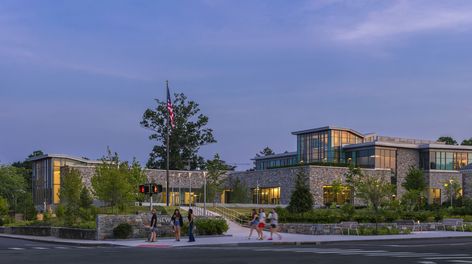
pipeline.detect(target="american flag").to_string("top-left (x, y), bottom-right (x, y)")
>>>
top-left (166, 86), bottom-right (175, 128)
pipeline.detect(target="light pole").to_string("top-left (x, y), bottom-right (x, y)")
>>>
top-left (203, 171), bottom-right (207, 216)
top-left (255, 180), bottom-right (260, 205)
top-left (449, 179), bottom-right (453, 207)
top-left (178, 173), bottom-right (181, 207)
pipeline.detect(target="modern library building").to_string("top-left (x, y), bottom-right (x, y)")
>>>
top-left (29, 126), bottom-right (472, 208)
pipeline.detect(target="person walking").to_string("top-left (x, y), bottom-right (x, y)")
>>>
top-left (187, 208), bottom-right (195, 242)
top-left (268, 208), bottom-right (282, 240)
top-left (257, 208), bottom-right (266, 240)
top-left (247, 209), bottom-right (259, 240)
top-left (171, 209), bottom-right (183, 241)
top-left (148, 209), bottom-right (158, 242)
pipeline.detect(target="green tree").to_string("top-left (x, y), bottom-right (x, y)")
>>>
top-left (11, 150), bottom-right (44, 192)
top-left (437, 136), bottom-right (458, 145)
top-left (347, 167), bottom-right (394, 230)
top-left (205, 154), bottom-right (228, 205)
top-left (128, 158), bottom-right (147, 203)
top-left (59, 167), bottom-right (83, 226)
top-left (91, 150), bottom-right (139, 213)
top-left (0, 197), bottom-right (9, 216)
top-left (16, 193), bottom-right (36, 220)
top-left (401, 166), bottom-right (427, 211)
top-left (461, 138), bottom-right (472, 146)
top-left (287, 169), bottom-right (313, 213)
top-left (228, 178), bottom-right (251, 203)
top-left (330, 179), bottom-right (344, 205)
top-left (443, 179), bottom-right (462, 207)
top-left (0, 165), bottom-right (26, 209)
top-left (141, 92), bottom-right (216, 170)
top-left (256, 147), bottom-right (275, 157)
top-left (344, 165), bottom-right (362, 205)
top-left (80, 186), bottom-right (93, 209)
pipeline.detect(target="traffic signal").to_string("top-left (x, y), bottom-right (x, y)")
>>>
top-left (152, 184), bottom-right (163, 194)
top-left (139, 184), bottom-right (150, 194)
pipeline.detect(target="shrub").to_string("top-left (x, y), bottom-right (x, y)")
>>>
top-left (182, 218), bottom-right (228, 235)
top-left (156, 206), bottom-right (167, 215)
top-left (113, 223), bottom-right (133, 239)
top-left (76, 221), bottom-right (96, 229)
top-left (287, 169), bottom-right (313, 213)
top-left (358, 226), bottom-right (407, 235)
top-left (56, 205), bottom-right (65, 218)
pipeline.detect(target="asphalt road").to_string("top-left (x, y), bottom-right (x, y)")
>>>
top-left (2, 237), bottom-right (472, 264)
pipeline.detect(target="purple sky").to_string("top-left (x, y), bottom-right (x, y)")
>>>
top-left (1, 1), bottom-right (472, 170)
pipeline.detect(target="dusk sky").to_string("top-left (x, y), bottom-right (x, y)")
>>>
top-left (1, 0), bottom-right (472, 170)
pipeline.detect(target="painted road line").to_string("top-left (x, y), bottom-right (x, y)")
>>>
top-left (8, 248), bottom-right (25, 250)
top-left (32, 247), bottom-right (48, 250)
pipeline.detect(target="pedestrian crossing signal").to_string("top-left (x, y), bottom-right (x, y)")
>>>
top-left (152, 184), bottom-right (163, 194)
top-left (139, 184), bottom-right (161, 194)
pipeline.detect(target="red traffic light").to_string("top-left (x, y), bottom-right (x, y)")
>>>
top-left (139, 185), bottom-right (145, 193)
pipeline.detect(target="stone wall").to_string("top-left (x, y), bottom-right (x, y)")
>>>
top-left (277, 222), bottom-right (456, 235)
top-left (229, 165), bottom-right (392, 207)
top-left (463, 172), bottom-right (472, 199)
top-left (426, 171), bottom-right (462, 203)
top-left (396, 148), bottom-right (420, 198)
top-left (0, 226), bottom-right (96, 240)
top-left (69, 166), bottom-right (208, 191)
top-left (96, 213), bottom-right (174, 240)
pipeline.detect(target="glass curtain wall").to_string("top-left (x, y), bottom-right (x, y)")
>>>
top-left (420, 151), bottom-right (472, 171)
top-left (298, 129), bottom-right (363, 164)
top-left (345, 147), bottom-right (396, 170)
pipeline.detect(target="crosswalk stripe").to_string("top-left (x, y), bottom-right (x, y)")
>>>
top-left (54, 247), bottom-right (69, 249)
top-left (8, 248), bottom-right (25, 250)
top-left (32, 247), bottom-right (48, 250)
top-left (448, 261), bottom-right (472, 263)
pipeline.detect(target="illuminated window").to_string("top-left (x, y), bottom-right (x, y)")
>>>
top-left (53, 160), bottom-right (61, 204)
top-left (428, 188), bottom-right (441, 204)
top-left (323, 186), bottom-right (351, 206)
top-left (252, 187), bottom-right (280, 204)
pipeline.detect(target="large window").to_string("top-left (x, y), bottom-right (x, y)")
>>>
top-left (252, 187), bottom-right (280, 204)
top-left (428, 188), bottom-right (441, 204)
top-left (298, 129), bottom-right (363, 164)
top-left (323, 186), bottom-right (351, 206)
top-left (345, 147), bottom-right (396, 170)
top-left (421, 151), bottom-right (472, 171)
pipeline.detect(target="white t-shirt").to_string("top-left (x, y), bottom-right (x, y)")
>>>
top-left (269, 212), bottom-right (278, 225)
top-left (259, 212), bottom-right (266, 223)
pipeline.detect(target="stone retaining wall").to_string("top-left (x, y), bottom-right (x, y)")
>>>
top-left (96, 213), bottom-right (175, 240)
top-left (0, 226), bottom-right (96, 240)
top-left (277, 222), bottom-right (471, 235)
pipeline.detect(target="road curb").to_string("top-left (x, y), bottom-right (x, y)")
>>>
top-left (0, 234), bottom-right (114, 247)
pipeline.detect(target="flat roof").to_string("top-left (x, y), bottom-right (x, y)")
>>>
top-left (291, 126), bottom-right (365, 138)
top-left (252, 151), bottom-right (297, 161)
top-left (26, 154), bottom-right (103, 164)
top-left (342, 141), bottom-right (472, 151)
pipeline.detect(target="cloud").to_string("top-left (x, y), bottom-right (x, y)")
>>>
top-left (335, 1), bottom-right (472, 43)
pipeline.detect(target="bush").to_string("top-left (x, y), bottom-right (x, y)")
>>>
top-left (358, 226), bottom-right (407, 236)
top-left (156, 206), bottom-right (167, 215)
top-left (56, 205), bottom-right (65, 218)
top-left (76, 221), bottom-right (96, 229)
top-left (182, 218), bottom-right (228, 235)
top-left (113, 223), bottom-right (133, 239)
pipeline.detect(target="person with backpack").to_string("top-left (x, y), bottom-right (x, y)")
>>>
top-left (171, 209), bottom-right (184, 241)
top-left (268, 208), bottom-right (282, 240)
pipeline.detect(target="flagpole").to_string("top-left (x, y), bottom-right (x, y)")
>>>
top-left (166, 80), bottom-right (170, 207)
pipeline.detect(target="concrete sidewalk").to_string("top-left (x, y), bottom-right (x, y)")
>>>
top-left (3, 230), bottom-right (472, 248)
